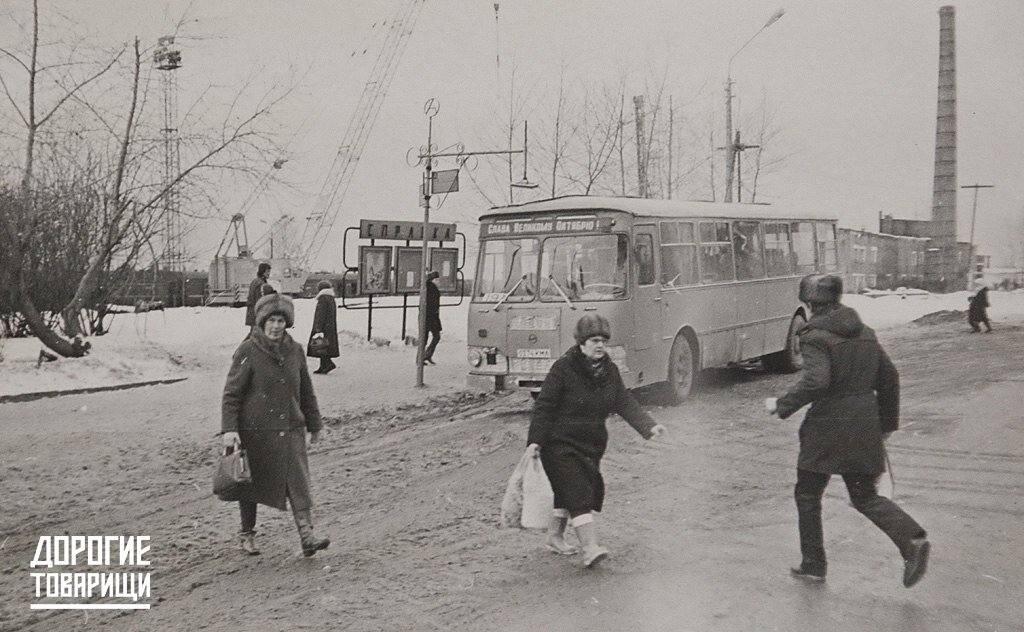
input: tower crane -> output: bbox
[295,0,425,273]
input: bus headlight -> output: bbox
[468,349,483,367]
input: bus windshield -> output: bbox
[473,238,539,302]
[540,234,628,301]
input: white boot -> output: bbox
[545,511,579,555]
[572,514,608,567]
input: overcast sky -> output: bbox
[3,0,1023,269]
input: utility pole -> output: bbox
[633,95,648,198]
[733,130,759,203]
[667,95,673,200]
[961,183,994,287]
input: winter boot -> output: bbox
[293,509,330,557]
[572,514,608,568]
[545,511,579,555]
[238,530,260,556]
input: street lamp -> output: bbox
[724,8,784,203]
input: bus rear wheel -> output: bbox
[663,334,696,404]
[763,313,806,373]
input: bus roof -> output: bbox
[481,195,837,223]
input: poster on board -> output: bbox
[358,246,393,295]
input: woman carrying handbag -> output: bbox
[221,293,330,557]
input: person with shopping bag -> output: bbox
[527,314,666,567]
[221,293,330,557]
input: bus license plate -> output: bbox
[510,358,555,374]
[517,348,551,359]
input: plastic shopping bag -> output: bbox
[520,454,554,529]
[499,450,528,528]
[500,448,554,529]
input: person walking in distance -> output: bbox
[307,280,339,374]
[422,270,442,365]
[527,314,666,567]
[221,293,330,557]
[968,285,993,333]
[769,274,929,587]
[245,262,272,332]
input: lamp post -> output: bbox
[724,8,784,203]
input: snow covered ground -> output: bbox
[1,290,1022,399]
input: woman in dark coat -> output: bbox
[307,280,340,374]
[772,274,929,588]
[222,293,330,556]
[527,314,666,567]
[968,285,992,333]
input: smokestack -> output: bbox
[931,6,957,248]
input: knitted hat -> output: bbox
[574,314,611,344]
[257,262,271,278]
[317,279,332,290]
[255,292,294,328]
[799,274,843,306]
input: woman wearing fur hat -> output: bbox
[770,274,929,588]
[307,280,339,374]
[527,314,667,567]
[221,293,330,557]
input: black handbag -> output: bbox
[213,445,252,501]
[307,333,330,357]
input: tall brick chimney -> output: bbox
[929,6,958,286]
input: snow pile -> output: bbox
[1,291,1022,399]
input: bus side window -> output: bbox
[660,221,697,287]
[732,220,765,280]
[765,222,793,276]
[791,222,817,274]
[635,234,655,286]
[699,222,734,283]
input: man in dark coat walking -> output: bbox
[307,280,339,374]
[968,285,992,333]
[422,270,442,365]
[771,274,930,588]
[245,262,272,329]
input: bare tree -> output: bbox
[744,92,787,203]
[0,2,293,356]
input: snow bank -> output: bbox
[2,291,1022,399]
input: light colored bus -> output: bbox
[466,196,838,402]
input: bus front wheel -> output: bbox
[763,313,806,373]
[664,334,696,404]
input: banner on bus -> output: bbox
[481,217,612,237]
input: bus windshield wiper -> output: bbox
[494,275,527,311]
[547,276,576,310]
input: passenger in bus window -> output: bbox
[769,274,929,588]
[526,315,667,568]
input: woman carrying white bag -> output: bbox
[526,315,666,567]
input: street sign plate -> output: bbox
[359,219,456,242]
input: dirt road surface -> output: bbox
[1,318,1022,631]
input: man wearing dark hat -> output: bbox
[422,270,442,365]
[770,274,930,588]
[245,262,272,331]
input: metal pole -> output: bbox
[724,77,734,203]
[962,183,994,287]
[416,103,436,387]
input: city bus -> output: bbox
[466,195,838,402]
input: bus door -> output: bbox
[632,225,661,384]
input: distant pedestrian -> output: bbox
[245,262,272,330]
[968,285,992,333]
[527,314,666,567]
[307,280,339,374]
[769,274,929,588]
[422,270,442,365]
[221,293,330,557]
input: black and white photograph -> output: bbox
[1,1,1023,630]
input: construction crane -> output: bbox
[294,0,425,272]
